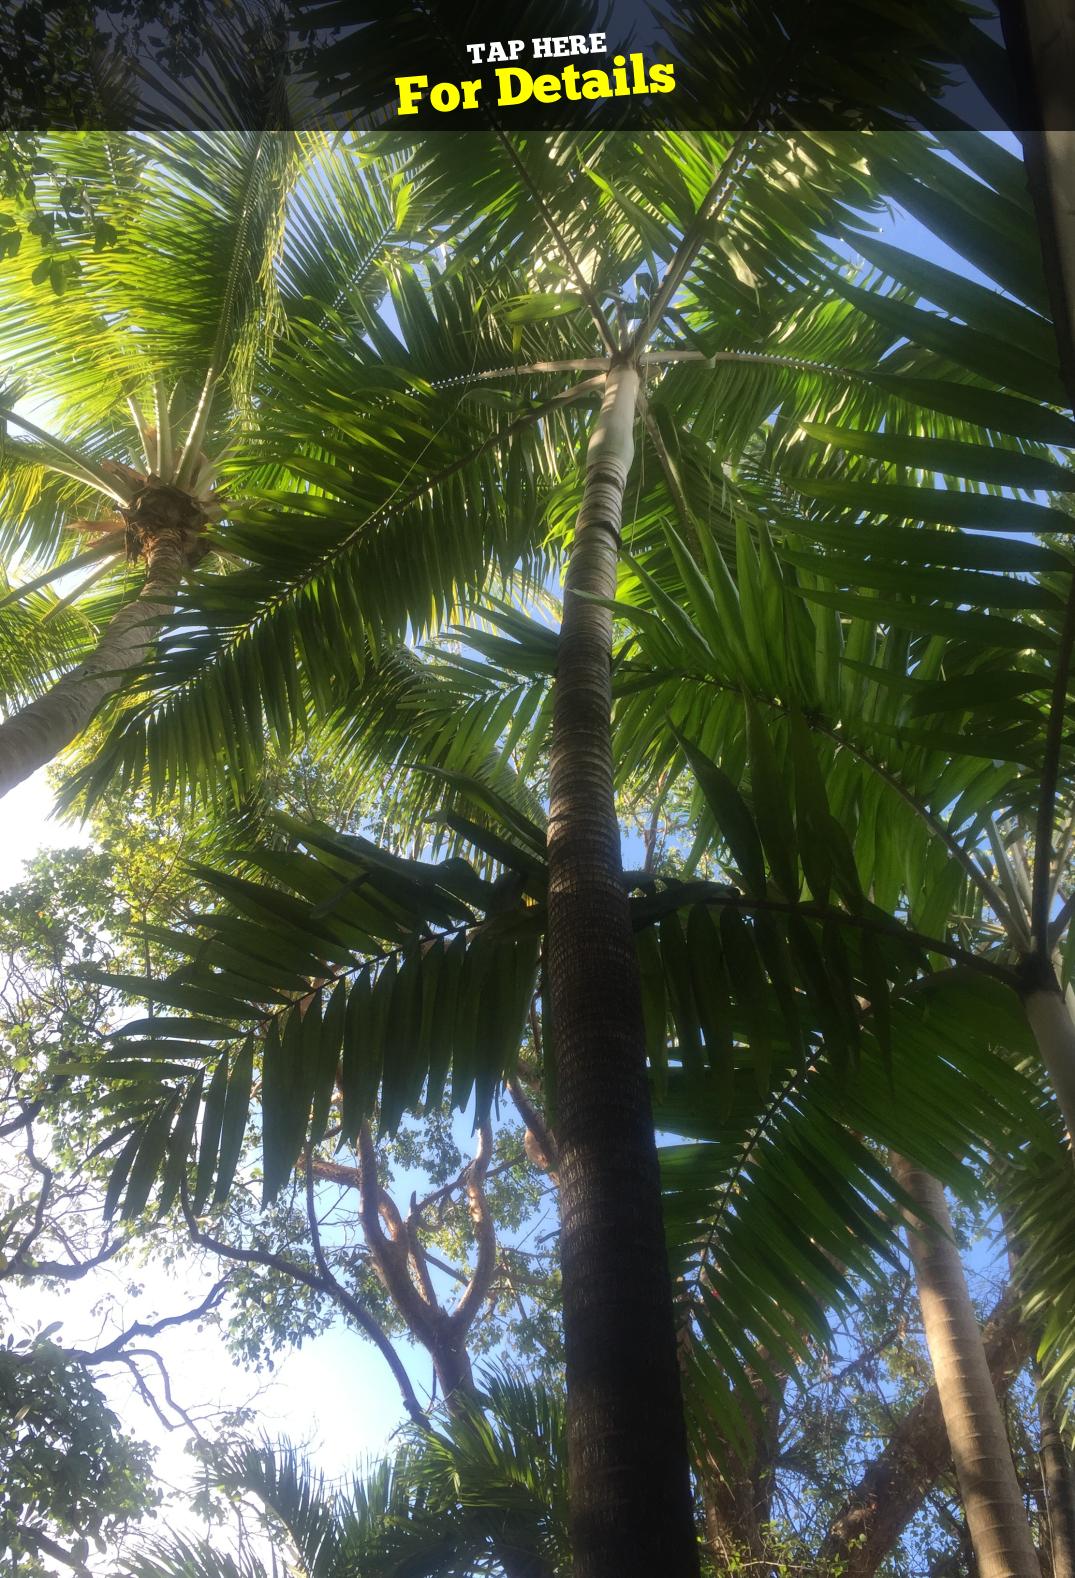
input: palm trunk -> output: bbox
[0,527,186,799]
[545,360,699,1578]
[822,1287,1030,1576]
[890,1152,1041,1578]
[1036,1364,1075,1578]
[1022,981,1075,1156]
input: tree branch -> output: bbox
[507,1075,558,1176]
[63,1278,229,1367]
[820,1288,1030,1576]
[356,1123,440,1339]
[447,1118,498,1336]
[303,1147,426,1422]
[180,1178,425,1423]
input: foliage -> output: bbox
[128,1367,566,1577]
[0,1328,157,1575]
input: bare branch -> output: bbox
[821,1288,1029,1576]
[356,1124,441,1333]
[180,1178,425,1424]
[63,1278,229,1367]
[7,1238,124,1282]
[303,1148,426,1423]
[448,1119,498,1336]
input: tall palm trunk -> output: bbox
[1022,974,1075,1156]
[890,1152,1041,1578]
[822,1286,1030,1576]
[1035,1364,1075,1578]
[545,359,699,1578]
[0,524,187,800]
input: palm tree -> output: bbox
[59,125,909,1576]
[0,131,301,797]
[23,109,1075,1578]
[890,1153,1040,1578]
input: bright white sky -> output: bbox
[2,775,438,1563]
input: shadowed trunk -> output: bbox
[822,1287,1030,1576]
[0,493,199,799]
[891,1153,1040,1578]
[545,359,699,1578]
[1036,1363,1075,1578]
[998,0,1075,407]
[700,1374,784,1566]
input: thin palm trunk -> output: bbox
[1023,980,1075,1155]
[1035,1363,1075,1578]
[822,1286,1030,1576]
[700,1377,783,1566]
[545,360,699,1578]
[0,526,187,800]
[890,1151,1041,1578]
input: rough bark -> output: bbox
[1036,1364,1075,1578]
[821,1288,1031,1576]
[545,360,699,1578]
[890,1153,1040,1578]
[0,508,192,799]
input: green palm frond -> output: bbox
[8,123,1067,821]
[127,1371,566,1577]
[661,969,1045,1459]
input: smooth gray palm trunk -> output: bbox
[0,528,185,800]
[822,1287,1030,1576]
[545,360,700,1578]
[1023,982,1075,1157]
[891,1152,1041,1578]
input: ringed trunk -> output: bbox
[0,525,188,800]
[1022,981,1075,1156]
[890,1152,1041,1578]
[545,360,700,1577]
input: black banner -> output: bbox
[0,0,1041,133]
